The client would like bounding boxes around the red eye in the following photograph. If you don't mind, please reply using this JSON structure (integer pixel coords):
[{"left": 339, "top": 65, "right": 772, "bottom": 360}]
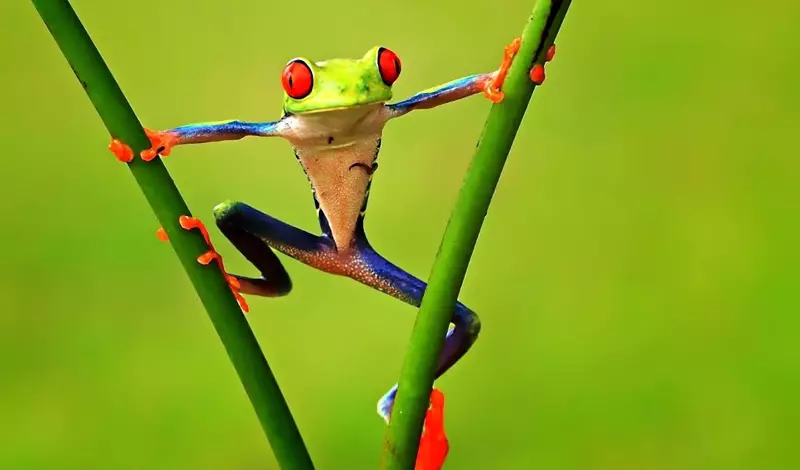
[
  {"left": 282, "top": 60, "right": 313, "bottom": 99},
  {"left": 377, "top": 47, "right": 401, "bottom": 85}
]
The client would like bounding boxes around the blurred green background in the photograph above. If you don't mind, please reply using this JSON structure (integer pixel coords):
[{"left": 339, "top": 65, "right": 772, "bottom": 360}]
[{"left": 2, "top": 0, "right": 798, "bottom": 468}]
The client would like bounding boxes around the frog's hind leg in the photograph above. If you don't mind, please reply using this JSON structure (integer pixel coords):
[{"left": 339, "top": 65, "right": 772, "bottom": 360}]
[
  {"left": 212, "top": 200, "right": 330, "bottom": 297},
  {"left": 345, "top": 241, "right": 482, "bottom": 423}
]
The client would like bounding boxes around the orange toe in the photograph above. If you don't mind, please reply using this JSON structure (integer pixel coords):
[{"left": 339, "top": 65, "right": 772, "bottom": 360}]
[
  {"left": 415, "top": 388, "right": 449, "bottom": 470},
  {"left": 546, "top": 44, "right": 556, "bottom": 62},
  {"left": 529, "top": 44, "right": 556, "bottom": 86},
  {"left": 178, "top": 215, "right": 211, "bottom": 244},
  {"left": 483, "top": 37, "right": 522, "bottom": 103},
  {"left": 109, "top": 138, "right": 134, "bottom": 163},
  {"left": 530, "top": 64, "right": 546, "bottom": 85},
  {"left": 178, "top": 215, "right": 249, "bottom": 313},
  {"left": 196, "top": 249, "right": 220, "bottom": 266}
]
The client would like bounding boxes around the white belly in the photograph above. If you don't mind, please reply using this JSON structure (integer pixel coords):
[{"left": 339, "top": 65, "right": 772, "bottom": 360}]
[{"left": 284, "top": 104, "right": 387, "bottom": 251}]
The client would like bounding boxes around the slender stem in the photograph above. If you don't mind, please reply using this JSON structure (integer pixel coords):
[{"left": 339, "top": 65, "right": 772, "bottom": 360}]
[
  {"left": 30, "top": 1, "right": 314, "bottom": 468},
  {"left": 380, "top": 0, "right": 572, "bottom": 467}
]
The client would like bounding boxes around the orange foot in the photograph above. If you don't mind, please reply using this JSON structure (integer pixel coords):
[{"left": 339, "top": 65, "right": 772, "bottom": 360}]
[
  {"left": 415, "top": 389, "right": 449, "bottom": 470},
  {"left": 530, "top": 44, "right": 557, "bottom": 85},
  {"left": 108, "top": 129, "right": 179, "bottom": 163},
  {"left": 140, "top": 128, "right": 179, "bottom": 162},
  {"left": 157, "top": 217, "right": 250, "bottom": 313},
  {"left": 484, "top": 37, "right": 522, "bottom": 103}
]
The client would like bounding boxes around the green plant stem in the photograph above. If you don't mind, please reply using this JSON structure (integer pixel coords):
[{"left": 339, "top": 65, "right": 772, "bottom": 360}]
[
  {"left": 31, "top": 1, "right": 314, "bottom": 468},
  {"left": 380, "top": 0, "right": 572, "bottom": 467}
]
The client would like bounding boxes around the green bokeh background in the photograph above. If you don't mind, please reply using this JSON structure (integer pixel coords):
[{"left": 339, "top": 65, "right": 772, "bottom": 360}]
[{"left": 2, "top": 1, "right": 798, "bottom": 468}]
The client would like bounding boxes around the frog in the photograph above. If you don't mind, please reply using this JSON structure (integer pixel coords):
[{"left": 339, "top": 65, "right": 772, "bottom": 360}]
[{"left": 109, "top": 38, "right": 555, "bottom": 469}]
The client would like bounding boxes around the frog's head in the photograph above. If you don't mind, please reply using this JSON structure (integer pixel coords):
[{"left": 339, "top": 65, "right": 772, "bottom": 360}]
[{"left": 281, "top": 46, "right": 401, "bottom": 114}]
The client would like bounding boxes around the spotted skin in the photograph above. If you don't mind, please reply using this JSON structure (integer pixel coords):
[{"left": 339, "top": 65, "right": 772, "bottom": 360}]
[{"left": 147, "top": 47, "right": 522, "bottom": 423}]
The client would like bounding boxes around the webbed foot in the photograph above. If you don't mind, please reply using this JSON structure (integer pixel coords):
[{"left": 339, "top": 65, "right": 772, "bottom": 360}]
[
  {"left": 415, "top": 388, "right": 450, "bottom": 470},
  {"left": 157, "top": 216, "right": 250, "bottom": 313},
  {"left": 483, "top": 37, "right": 522, "bottom": 103},
  {"left": 108, "top": 129, "right": 178, "bottom": 163},
  {"left": 378, "top": 387, "right": 450, "bottom": 470},
  {"left": 140, "top": 128, "right": 178, "bottom": 162}
]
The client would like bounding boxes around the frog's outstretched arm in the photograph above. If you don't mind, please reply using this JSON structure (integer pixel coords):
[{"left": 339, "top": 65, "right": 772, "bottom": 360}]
[
  {"left": 386, "top": 72, "right": 497, "bottom": 117},
  {"left": 160, "top": 120, "right": 288, "bottom": 145},
  {"left": 129, "top": 120, "right": 290, "bottom": 161},
  {"left": 109, "top": 120, "right": 291, "bottom": 163},
  {"left": 387, "top": 39, "right": 557, "bottom": 120},
  {"left": 386, "top": 37, "right": 524, "bottom": 118}
]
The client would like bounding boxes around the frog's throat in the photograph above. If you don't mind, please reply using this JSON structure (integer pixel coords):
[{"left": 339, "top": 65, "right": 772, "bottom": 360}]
[{"left": 295, "top": 140, "right": 380, "bottom": 251}]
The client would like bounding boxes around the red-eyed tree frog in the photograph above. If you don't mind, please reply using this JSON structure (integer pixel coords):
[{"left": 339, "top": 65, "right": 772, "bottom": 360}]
[{"left": 109, "top": 38, "right": 555, "bottom": 469}]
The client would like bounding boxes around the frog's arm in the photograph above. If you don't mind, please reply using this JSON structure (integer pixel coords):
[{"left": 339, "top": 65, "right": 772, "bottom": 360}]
[
  {"left": 386, "top": 72, "right": 497, "bottom": 118},
  {"left": 112, "top": 119, "right": 292, "bottom": 162},
  {"left": 385, "top": 37, "right": 556, "bottom": 120},
  {"left": 159, "top": 119, "right": 287, "bottom": 145},
  {"left": 151, "top": 119, "right": 289, "bottom": 156},
  {"left": 386, "top": 37, "right": 523, "bottom": 118}
]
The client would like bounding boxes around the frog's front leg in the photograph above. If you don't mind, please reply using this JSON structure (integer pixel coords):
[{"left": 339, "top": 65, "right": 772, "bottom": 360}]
[
  {"left": 385, "top": 72, "right": 497, "bottom": 117},
  {"left": 386, "top": 39, "right": 558, "bottom": 118},
  {"left": 385, "top": 38, "right": 520, "bottom": 117},
  {"left": 109, "top": 119, "right": 289, "bottom": 162}
]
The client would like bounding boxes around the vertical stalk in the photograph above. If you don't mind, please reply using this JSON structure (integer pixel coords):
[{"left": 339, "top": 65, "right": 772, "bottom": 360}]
[
  {"left": 381, "top": 0, "right": 572, "bottom": 468},
  {"left": 30, "top": 1, "right": 314, "bottom": 468}
]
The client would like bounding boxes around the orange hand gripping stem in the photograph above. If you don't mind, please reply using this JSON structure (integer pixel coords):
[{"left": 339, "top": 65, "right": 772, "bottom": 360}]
[
  {"left": 483, "top": 37, "right": 522, "bottom": 103},
  {"left": 140, "top": 128, "right": 178, "bottom": 162},
  {"left": 108, "top": 129, "right": 178, "bottom": 163}
]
